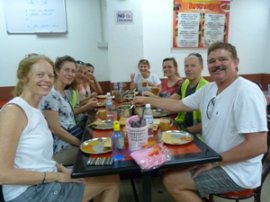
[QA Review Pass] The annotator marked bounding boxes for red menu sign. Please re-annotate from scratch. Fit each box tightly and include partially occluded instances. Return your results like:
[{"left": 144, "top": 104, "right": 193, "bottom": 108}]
[{"left": 173, "top": 0, "right": 231, "bottom": 48}]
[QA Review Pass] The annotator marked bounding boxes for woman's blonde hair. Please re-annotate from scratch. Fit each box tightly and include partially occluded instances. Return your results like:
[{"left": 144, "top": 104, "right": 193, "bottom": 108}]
[
  {"left": 138, "top": 59, "right": 150, "bottom": 69},
  {"left": 13, "top": 54, "right": 54, "bottom": 96}
]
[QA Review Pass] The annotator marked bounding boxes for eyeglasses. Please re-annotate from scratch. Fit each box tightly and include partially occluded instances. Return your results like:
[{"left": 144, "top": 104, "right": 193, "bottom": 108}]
[{"left": 206, "top": 97, "right": 215, "bottom": 119}]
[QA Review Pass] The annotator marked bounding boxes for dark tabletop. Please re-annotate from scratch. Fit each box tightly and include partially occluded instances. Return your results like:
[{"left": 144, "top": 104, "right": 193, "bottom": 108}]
[{"left": 71, "top": 126, "right": 221, "bottom": 178}]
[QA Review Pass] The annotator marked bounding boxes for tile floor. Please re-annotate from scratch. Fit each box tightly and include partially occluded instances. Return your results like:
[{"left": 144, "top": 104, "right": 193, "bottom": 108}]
[{"left": 118, "top": 173, "right": 270, "bottom": 202}]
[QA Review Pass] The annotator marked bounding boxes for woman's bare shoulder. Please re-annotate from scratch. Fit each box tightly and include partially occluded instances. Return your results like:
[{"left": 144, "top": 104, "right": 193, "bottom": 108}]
[{"left": 0, "top": 103, "right": 26, "bottom": 120}]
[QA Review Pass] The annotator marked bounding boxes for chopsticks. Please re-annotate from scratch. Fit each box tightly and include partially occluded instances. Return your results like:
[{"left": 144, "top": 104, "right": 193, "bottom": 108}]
[{"left": 87, "top": 157, "right": 113, "bottom": 166}]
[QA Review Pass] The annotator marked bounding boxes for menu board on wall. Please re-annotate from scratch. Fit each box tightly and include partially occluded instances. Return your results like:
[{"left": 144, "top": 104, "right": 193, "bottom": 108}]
[
  {"left": 173, "top": 0, "right": 230, "bottom": 48},
  {"left": 3, "top": 0, "right": 67, "bottom": 34}
]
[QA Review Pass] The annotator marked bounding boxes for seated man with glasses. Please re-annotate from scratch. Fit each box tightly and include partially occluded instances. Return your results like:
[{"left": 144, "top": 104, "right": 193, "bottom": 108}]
[{"left": 133, "top": 42, "right": 268, "bottom": 202}]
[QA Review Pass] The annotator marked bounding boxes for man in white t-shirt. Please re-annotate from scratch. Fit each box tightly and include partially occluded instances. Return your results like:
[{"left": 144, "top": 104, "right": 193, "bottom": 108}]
[{"left": 133, "top": 42, "right": 268, "bottom": 201}]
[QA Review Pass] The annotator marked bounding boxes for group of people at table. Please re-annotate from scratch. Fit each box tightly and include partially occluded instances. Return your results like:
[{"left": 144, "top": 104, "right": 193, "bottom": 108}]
[{"left": 0, "top": 41, "right": 268, "bottom": 202}]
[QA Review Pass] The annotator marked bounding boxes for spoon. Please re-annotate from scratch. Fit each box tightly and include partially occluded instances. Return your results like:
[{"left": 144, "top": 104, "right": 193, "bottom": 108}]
[{"left": 129, "top": 104, "right": 135, "bottom": 110}]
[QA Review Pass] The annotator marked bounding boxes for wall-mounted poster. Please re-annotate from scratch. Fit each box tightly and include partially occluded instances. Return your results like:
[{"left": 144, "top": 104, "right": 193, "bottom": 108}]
[
  {"left": 3, "top": 0, "right": 67, "bottom": 34},
  {"left": 173, "top": 0, "right": 231, "bottom": 48}
]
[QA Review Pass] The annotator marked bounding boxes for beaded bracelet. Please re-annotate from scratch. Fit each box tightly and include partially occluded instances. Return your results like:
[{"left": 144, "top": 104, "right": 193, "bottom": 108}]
[{"left": 42, "top": 172, "right": 46, "bottom": 184}]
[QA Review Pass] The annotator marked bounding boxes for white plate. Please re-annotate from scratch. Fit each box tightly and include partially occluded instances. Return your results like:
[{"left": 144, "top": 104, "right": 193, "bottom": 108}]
[
  {"left": 152, "top": 109, "right": 169, "bottom": 118},
  {"left": 97, "top": 95, "right": 115, "bottom": 99},
  {"left": 89, "top": 120, "right": 113, "bottom": 130},
  {"left": 80, "top": 137, "right": 112, "bottom": 154},
  {"left": 161, "top": 130, "right": 193, "bottom": 145},
  {"left": 96, "top": 101, "right": 105, "bottom": 107}
]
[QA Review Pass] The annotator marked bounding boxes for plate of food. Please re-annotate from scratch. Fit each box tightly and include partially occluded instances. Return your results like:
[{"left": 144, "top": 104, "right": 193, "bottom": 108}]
[
  {"left": 119, "top": 102, "right": 132, "bottom": 108},
  {"left": 152, "top": 109, "right": 169, "bottom": 118},
  {"left": 97, "top": 101, "right": 105, "bottom": 107},
  {"left": 88, "top": 119, "right": 113, "bottom": 130},
  {"left": 161, "top": 130, "right": 193, "bottom": 145},
  {"left": 119, "top": 117, "right": 127, "bottom": 126},
  {"left": 97, "top": 95, "right": 115, "bottom": 99},
  {"left": 134, "top": 107, "right": 144, "bottom": 117},
  {"left": 80, "top": 137, "right": 112, "bottom": 154}
]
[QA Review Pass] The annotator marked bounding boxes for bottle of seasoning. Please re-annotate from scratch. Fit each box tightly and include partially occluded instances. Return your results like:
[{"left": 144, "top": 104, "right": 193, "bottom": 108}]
[{"left": 111, "top": 121, "right": 125, "bottom": 161}]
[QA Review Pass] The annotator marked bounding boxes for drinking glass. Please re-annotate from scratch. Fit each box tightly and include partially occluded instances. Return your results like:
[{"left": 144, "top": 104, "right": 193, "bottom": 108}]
[
  {"left": 159, "top": 118, "right": 171, "bottom": 131},
  {"left": 141, "top": 79, "right": 148, "bottom": 92},
  {"left": 151, "top": 86, "right": 160, "bottom": 95}
]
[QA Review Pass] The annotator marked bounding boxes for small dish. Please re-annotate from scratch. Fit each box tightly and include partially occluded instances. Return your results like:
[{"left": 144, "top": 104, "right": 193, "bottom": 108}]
[
  {"left": 80, "top": 137, "right": 112, "bottom": 154},
  {"left": 89, "top": 120, "right": 113, "bottom": 130},
  {"left": 97, "top": 95, "right": 115, "bottom": 99},
  {"left": 161, "top": 130, "right": 193, "bottom": 145},
  {"left": 152, "top": 109, "right": 169, "bottom": 118},
  {"left": 97, "top": 95, "right": 106, "bottom": 99},
  {"left": 119, "top": 117, "right": 127, "bottom": 126},
  {"left": 97, "top": 101, "right": 105, "bottom": 107}
]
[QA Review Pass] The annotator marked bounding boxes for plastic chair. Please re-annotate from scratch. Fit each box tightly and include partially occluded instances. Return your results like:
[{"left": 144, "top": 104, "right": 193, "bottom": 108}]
[
  {"left": 209, "top": 119, "right": 270, "bottom": 202},
  {"left": 209, "top": 159, "right": 270, "bottom": 202}
]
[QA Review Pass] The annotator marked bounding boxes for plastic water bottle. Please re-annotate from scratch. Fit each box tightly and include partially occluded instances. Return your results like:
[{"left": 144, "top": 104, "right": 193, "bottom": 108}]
[
  {"left": 113, "top": 82, "right": 119, "bottom": 91},
  {"left": 113, "top": 82, "right": 120, "bottom": 102},
  {"left": 114, "top": 82, "right": 124, "bottom": 102},
  {"left": 143, "top": 103, "right": 154, "bottom": 137},
  {"left": 105, "top": 92, "right": 113, "bottom": 123},
  {"left": 118, "top": 82, "right": 124, "bottom": 102},
  {"left": 112, "top": 121, "right": 125, "bottom": 161}
]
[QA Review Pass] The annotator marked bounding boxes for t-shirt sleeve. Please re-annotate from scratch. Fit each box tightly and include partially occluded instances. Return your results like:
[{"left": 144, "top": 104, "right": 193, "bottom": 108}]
[
  {"left": 182, "top": 86, "right": 206, "bottom": 111},
  {"left": 152, "top": 74, "right": 161, "bottom": 85},
  {"left": 135, "top": 74, "right": 142, "bottom": 85},
  {"left": 40, "top": 91, "right": 60, "bottom": 112},
  {"left": 234, "top": 84, "right": 267, "bottom": 133}
]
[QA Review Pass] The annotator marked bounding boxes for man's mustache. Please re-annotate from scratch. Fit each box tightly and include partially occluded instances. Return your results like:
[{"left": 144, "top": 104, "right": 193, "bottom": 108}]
[{"left": 212, "top": 66, "right": 226, "bottom": 72}]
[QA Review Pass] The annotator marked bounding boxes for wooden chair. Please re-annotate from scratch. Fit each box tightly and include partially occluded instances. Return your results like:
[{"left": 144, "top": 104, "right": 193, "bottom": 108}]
[{"left": 209, "top": 116, "right": 270, "bottom": 202}]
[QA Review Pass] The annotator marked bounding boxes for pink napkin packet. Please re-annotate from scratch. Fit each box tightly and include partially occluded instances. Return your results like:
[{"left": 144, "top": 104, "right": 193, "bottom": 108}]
[{"left": 130, "top": 143, "right": 171, "bottom": 170}]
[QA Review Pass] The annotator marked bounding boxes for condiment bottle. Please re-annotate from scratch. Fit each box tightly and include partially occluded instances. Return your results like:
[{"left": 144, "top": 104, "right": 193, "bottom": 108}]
[{"left": 112, "top": 121, "right": 125, "bottom": 161}]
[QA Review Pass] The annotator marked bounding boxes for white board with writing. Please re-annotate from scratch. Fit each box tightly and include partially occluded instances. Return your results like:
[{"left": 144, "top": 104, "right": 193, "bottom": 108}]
[{"left": 3, "top": 0, "right": 67, "bottom": 33}]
